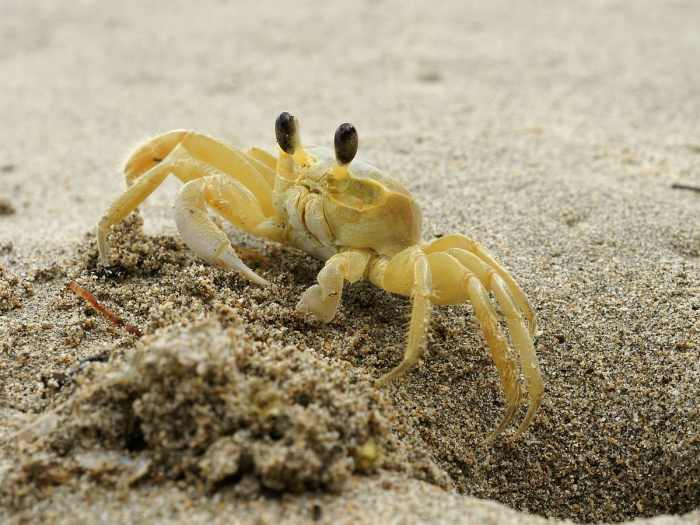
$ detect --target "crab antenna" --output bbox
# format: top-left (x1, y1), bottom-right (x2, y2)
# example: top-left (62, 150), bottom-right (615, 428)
top-left (275, 112), bottom-right (310, 165)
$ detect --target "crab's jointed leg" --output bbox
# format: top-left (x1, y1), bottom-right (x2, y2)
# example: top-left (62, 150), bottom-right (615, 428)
top-left (124, 131), bottom-right (275, 207)
top-left (124, 130), bottom-right (189, 186)
top-left (369, 248), bottom-right (433, 386)
top-left (421, 251), bottom-right (522, 438)
top-left (489, 274), bottom-right (543, 436)
top-left (296, 249), bottom-right (373, 322)
top-left (428, 237), bottom-right (544, 435)
top-left (446, 246), bottom-right (543, 434)
top-left (97, 144), bottom-right (198, 263)
top-left (429, 250), bottom-right (542, 438)
top-left (425, 234), bottom-right (537, 336)
top-left (97, 131), bottom-right (279, 286)
top-left (463, 273), bottom-right (524, 439)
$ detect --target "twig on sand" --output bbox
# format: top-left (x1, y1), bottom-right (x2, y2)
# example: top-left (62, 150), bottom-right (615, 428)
top-left (68, 281), bottom-right (142, 337)
top-left (671, 183), bottom-right (700, 193)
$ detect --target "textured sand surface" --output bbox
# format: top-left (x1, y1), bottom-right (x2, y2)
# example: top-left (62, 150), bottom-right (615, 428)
top-left (1, 1), bottom-right (699, 524)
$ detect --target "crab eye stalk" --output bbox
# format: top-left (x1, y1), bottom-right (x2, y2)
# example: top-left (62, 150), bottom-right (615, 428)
top-left (275, 111), bottom-right (298, 154)
top-left (334, 123), bottom-right (358, 165)
top-left (327, 122), bottom-right (357, 190)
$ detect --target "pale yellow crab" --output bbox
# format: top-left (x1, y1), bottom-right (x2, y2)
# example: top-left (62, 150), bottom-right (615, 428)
top-left (96, 112), bottom-right (543, 439)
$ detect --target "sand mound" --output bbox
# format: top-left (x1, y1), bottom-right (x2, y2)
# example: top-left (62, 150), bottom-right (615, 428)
top-left (2, 317), bottom-right (405, 507)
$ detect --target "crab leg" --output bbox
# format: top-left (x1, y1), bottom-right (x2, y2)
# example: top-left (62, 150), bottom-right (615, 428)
top-left (373, 252), bottom-right (433, 386)
top-left (124, 131), bottom-right (275, 213)
top-left (296, 250), bottom-right (373, 322)
top-left (174, 174), bottom-right (281, 286)
top-left (425, 251), bottom-right (523, 439)
top-left (425, 234), bottom-right (537, 336)
top-left (462, 273), bottom-right (524, 439)
top-left (442, 248), bottom-right (544, 431)
top-left (123, 130), bottom-right (191, 186)
top-left (435, 249), bottom-right (541, 437)
top-left (97, 145), bottom-right (202, 264)
top-left (99, 135), bottom-right (277, 265)
top-left (441, 250), bottom-right (542, 438)
top-left (489, 274), bottom-right (544, 436)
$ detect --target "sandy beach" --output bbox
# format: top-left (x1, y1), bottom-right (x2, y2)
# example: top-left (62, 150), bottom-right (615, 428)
top-left (1, 1), bottom-right (698, 523)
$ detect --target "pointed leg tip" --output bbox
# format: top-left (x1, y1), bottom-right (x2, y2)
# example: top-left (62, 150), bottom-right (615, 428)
top-left (375, 369), bottom-right (398, 388)
top-left (513, 400), bottom-right (542, 438)
top-left (511, 427), bottom-right (528, 442)
top-left (375, 368), bottom-right (402, 388)
top-left (239, 268), bottom-right (270, 287)
top-left (514, 414), bottom-right (537, 438)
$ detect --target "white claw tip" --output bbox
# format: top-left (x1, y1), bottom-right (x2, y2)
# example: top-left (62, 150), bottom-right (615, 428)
top-left (245, 272), bottom-right (270, 287)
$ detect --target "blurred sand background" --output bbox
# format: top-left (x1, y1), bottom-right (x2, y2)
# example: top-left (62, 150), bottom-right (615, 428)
top-left (1, 1), bottom-right (699, 523)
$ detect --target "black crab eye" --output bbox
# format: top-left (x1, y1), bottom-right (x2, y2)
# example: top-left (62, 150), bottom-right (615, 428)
top-left (275, 111), bottom-right (297, 154)
top-left (334, 122), bottom-right (358, 165)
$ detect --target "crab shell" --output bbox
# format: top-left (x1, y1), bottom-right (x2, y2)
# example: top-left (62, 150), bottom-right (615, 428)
top-left (281, 146), bottom-right (422, 258)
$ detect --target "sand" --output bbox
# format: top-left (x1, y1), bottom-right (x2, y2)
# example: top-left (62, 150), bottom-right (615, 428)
top-left (1, 1), bottom-right (699, 523)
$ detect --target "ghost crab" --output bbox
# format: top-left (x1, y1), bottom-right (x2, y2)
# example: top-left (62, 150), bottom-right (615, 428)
top-left (96, 112), bottom-right (543, 439)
